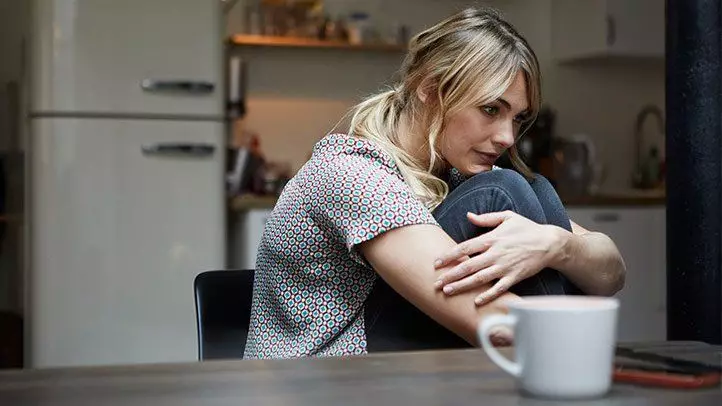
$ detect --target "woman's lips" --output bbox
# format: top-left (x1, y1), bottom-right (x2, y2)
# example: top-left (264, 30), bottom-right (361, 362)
top-left (475, 151), bottom-right (500, 166)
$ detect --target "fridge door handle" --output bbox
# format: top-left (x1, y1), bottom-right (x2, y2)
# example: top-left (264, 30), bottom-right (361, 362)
top-left (141, 143), bottom-right (216, 157)
top-left (140, 79), bottom-right (215, 94)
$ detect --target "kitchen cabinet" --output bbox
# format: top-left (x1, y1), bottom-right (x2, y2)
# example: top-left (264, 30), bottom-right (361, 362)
top-left (567, 206), bottom-right (666, 342)
top-left (551, 0), bottom-right (664, 62)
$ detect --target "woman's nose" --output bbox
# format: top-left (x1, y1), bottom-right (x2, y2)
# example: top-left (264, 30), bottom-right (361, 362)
top-left (491, 121), bottom-right (515, 149)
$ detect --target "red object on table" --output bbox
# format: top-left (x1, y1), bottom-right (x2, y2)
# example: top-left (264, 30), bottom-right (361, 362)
top-left (614, 367), bottom-right (721, 389)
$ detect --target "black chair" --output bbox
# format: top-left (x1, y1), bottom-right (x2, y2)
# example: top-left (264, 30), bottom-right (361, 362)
top-left (193, 269), bottom-right (255, 360)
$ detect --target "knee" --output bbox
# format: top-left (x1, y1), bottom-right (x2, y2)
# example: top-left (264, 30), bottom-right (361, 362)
top-left (466, 169), bottom-right (534, 201)
top-left (436, 168), bottom-right (546, 224)
top-left (529, 173), bottom-right (553, 190)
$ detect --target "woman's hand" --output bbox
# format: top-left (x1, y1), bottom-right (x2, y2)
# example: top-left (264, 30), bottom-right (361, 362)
top-left (433, 211), bottom-right (566, 305)
top-left (488, 325), bottom-right (514, 347)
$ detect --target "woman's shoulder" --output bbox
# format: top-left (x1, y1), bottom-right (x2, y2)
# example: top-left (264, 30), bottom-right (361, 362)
top-left (310, 133), bottom-right (400, 173)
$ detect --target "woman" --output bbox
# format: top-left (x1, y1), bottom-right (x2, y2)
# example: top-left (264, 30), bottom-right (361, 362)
top-left (244, 7), bottom-right (625, 359)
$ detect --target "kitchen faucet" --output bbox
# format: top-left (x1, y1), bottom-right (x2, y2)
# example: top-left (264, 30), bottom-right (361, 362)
top-left (632, 104), bottom-right (665, 188)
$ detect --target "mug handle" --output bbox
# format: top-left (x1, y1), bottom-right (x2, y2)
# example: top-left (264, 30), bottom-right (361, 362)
top-left (478, 314), bottom-right (521, 377)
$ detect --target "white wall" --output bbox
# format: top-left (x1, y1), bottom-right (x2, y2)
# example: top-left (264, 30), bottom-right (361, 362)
top-left (227, 0), bottom-right (665, 191)
top-left (230, 47), bottom-right (405, 172)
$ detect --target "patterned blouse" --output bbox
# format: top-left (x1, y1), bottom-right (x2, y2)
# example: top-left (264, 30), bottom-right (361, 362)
top-left (243, 133), bottom-right (442, 359)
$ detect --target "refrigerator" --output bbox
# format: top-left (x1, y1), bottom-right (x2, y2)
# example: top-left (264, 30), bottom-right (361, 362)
top-left (27, 0), bottom-right (226, 367)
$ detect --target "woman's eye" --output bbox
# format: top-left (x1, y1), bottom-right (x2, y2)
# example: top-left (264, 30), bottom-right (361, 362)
top-left (482, 106), bottom-right (500, 116)
top-left (513, 115), bottom-right (527, 124)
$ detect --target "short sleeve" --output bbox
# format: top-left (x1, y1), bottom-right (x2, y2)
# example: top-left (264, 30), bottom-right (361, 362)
top-left (305, 149), bottom-right (438, 266)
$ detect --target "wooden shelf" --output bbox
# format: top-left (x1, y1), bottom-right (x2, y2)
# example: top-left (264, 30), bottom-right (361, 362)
top-left (229, 34), bottom-right (406, 52)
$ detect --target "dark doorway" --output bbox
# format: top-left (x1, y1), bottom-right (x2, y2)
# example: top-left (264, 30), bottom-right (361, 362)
top-left (666, 0), bottom-right (722, 344)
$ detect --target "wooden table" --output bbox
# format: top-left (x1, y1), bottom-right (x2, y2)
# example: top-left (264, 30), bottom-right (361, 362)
top-left (1, 349), bottom-right (720, 405)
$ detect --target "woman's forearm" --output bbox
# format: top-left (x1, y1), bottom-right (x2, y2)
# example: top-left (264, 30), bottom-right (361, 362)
top-left (548, 227), bottom-right (626, 296)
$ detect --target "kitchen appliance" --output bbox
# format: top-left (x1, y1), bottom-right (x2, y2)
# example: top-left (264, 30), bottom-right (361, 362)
top-left (631, 104), bottom-right (665, 189)
top-left (27, 0), bottom-right (225, 367)
top-left (553, 134), bottom-right (603, 197)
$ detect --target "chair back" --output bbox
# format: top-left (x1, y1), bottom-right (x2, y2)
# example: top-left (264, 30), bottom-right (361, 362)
top-left (194, 269), bottom-right (255, 360)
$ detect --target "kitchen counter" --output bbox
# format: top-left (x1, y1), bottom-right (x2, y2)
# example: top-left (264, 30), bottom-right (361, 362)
top-left (562, 194), bottom-right (665, 207)
top-left (229, 194), bottom-right (279, 211)
top-left (562, 188), bottom-right (666, 207)
top-left (230, 191), bottom-right (666, 211)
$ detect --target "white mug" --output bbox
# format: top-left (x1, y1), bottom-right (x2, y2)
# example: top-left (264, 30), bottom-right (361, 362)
top-left (478, 296), bottom-right (619, 399)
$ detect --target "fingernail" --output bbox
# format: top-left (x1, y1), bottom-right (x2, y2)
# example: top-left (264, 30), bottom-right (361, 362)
top-left (443, 285), bottom-right (454, 294)
top-left (434, 259), bottom-right (442, 267)
top-left (434, 280), bottom-right (443, 289)
top-left (475, 297), bottom-right (485, 305)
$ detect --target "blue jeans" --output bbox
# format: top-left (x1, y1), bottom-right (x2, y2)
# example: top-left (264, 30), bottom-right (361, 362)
top-left (434, 169), bottom-right (582, 297)
top-left (364, 169), bottom-right (582, 352)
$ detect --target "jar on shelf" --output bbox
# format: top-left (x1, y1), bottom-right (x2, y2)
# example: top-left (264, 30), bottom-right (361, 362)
top-left (347, 12), bottom-right (370, 44)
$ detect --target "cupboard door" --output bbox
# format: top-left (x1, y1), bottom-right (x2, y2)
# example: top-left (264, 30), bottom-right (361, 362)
top-left (551, 0), bottom-right (607, 61)
top-left (551, 0), bottom-right (664, 61)
top-left (606, 0), bottom-right (664, 57)
top-left (567, 207), bottom-right (666, 342)
top-left (30, 118), bottom-right (225, 367)
top-left (32, 0), bottom-right (222, 115)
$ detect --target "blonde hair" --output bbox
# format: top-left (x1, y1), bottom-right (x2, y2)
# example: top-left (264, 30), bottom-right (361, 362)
top-left (347, 7), bottom-right (541, 210)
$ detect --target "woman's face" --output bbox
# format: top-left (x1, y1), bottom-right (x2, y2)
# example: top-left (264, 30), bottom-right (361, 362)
top-left (439, 72), bottom-right (532, 176)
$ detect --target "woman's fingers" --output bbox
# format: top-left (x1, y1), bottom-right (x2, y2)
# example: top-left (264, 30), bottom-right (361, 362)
top-left (435, 252), bottom-right (495, 289)
top-left (439, 265), bottom-right (502, 295)
top-left (489, 325), bottom-right (514, 347)
top-left (434, 211), bottom-right (514, 268)
top-left (466, 211), bottom-right (514, 228)
top-left (474, 276), bottom-right (515, 306)
top-left (434, 235), bottom-right (492, 268)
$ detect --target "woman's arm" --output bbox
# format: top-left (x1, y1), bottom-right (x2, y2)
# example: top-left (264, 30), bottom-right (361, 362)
top-left (359, 223), bottom-right (521, 346)
top-left (548, 220), bottom-right (626, 296)
top-left (433, 211), bottom-right (626, 304)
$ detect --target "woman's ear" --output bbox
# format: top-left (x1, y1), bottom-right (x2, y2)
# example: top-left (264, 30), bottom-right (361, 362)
top-left (416, 85), bottom-right (429, 103)
top-left (415, 78), bottom-right (438, 104)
